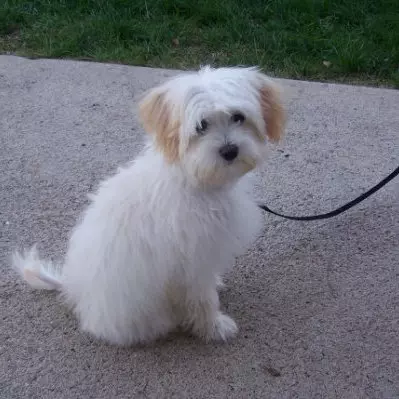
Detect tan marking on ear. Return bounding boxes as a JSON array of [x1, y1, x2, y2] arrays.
[[138, 88, 180, 162], [260, 84, 285, 142]]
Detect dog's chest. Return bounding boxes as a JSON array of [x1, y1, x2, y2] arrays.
[[162, 189, 254, 254]]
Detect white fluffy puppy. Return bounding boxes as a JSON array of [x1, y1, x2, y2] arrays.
[[12, 66, 285, 346]]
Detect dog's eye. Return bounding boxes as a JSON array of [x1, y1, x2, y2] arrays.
[[196, 119, 209, 134], [231, 113, 245, 124]]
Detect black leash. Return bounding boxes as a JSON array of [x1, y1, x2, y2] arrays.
[[258, 165, 399, 221]]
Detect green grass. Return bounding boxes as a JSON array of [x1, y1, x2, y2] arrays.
[[1, 0, 398, 86]]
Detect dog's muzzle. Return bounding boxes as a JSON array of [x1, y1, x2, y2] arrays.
[[219, 143, 239, 161]]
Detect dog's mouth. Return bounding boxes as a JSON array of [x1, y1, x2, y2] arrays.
[[237, 156, 257, 170], [219, 149, 256, 168]]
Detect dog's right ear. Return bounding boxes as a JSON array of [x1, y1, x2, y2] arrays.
[[138, 85, 181, 162], [258, 80, 285, 143]]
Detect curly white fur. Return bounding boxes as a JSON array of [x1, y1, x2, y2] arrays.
[[12, 66, 285, 345]]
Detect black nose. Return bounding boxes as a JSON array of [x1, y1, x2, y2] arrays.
[[219, 144, 239, 161]]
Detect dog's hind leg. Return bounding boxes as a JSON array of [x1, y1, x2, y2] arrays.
[[181, 280, 238, 342]]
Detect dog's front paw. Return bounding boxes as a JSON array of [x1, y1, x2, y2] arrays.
[[206, 312, 238, 342]]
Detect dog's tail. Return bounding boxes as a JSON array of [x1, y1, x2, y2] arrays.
[[12, 246, 63, 291]]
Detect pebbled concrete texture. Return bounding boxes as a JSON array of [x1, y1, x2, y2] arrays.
[[0, 55, 398, 399]]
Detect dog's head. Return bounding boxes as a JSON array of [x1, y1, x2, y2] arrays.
[[139, 66, 285, 188]]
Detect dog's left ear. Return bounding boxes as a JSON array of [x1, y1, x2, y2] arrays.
[[258, 78, 285, 142], [138, 84, 180, 162]]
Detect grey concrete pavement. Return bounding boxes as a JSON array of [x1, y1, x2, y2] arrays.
[[0, 55, 398, 399]]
